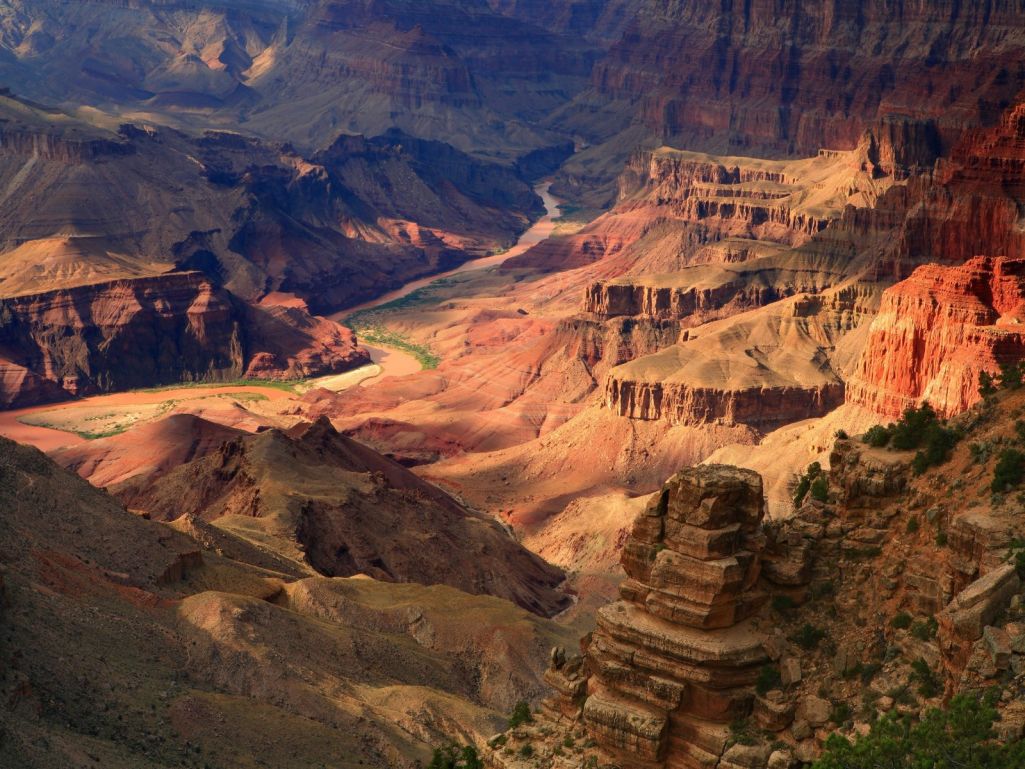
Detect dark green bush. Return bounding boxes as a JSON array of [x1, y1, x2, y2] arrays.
[[910, 658, 941, 698], [992, 448, 1025, 492], [792, 623, 828, 651], [830, 702, 853, 725], [508, 701, 533, 728], [890, 612, 912, 630], [813, 692, 1025, 769], [429, 744, 483, 769], [911, 618, 938, 641], [978, 370, 998, 397], [999, 361, 1025, 390], [810, 475, 829, 502], [863, 405, 959, 474], [793, 461, 825, 506], [755, 665, 783, 696], [863, 424, 892, 447]]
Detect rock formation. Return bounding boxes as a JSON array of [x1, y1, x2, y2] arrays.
[[56, 414, 571, 617], [847, 256, 1025, 419], [562, 0, 1025, 166], [0, 433, 576, 768], [0, 271, 370, 406], [580, 465, 769, 766], [491, 390, 1025, 767]]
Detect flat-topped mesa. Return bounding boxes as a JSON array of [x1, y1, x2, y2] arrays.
[[846, 256, 1025, 419], [580, 465, 769, 767]]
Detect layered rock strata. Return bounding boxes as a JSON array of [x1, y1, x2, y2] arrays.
[[580, 465, 769, 766], [578, 0, 1025, 156], [847, 256, 1025, 419], [0, 271, 369, 406]]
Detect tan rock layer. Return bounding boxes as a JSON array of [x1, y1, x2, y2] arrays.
[[605, 378, 846, 431]]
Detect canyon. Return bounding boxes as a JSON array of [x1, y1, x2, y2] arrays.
[[1, 2, 1025, 768]]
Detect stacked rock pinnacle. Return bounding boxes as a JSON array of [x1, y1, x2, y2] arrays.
[[580, 465, 769, 768]]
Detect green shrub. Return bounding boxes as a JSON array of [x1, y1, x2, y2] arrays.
[[810, 475, 829, 502], [911, 618, 938, 641], [992, 448, 1025, 492], [794, 461, 826, 506], [428, 744, 483, 769], [979, 370, 998, 397], [792, 623, 828, 651], [863, 424, 892, 447], [793, 475, 811, 506], [935, 530, 948, 547], [813, 692, 1025, 769], [830, 702, 853, 725], [771, 595, 796, 614], [519, 745, 533, 758], [910, 658, 941, 698], [890, 612, 913, 630], [508, 701, 533, 729], [999, 361, 1025, 390], [728, 718, 757, 747], [905, 516, 920, 534], [864, 405, 959, 473], [755, 665, 783, 696]]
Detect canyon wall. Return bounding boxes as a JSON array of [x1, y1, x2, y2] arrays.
[[605, 376, 846, 432], [579, 0, 1025, 156], [492, 400, 1025, 768], [0, 272, 368, 407], [847, 256, 1025, 419]]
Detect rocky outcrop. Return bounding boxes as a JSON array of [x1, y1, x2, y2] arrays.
[[0, 271, 369, 406], [99, 416, 571, 617], [583, 276, 786, 323], [846, 256, 1025, 419], [606, 377, 845, 432], [615, 148, 864, 246], [0, 428, 576, 768], [551, 466, 771, 767]]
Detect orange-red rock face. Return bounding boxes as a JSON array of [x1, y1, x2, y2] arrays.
[[847, 256, 1025, 419]]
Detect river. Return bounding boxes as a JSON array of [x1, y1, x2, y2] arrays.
[[0, 183, 562, 452]]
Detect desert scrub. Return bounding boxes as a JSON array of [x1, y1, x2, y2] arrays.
[[890, 612, 913, 630], [755, 665, 782, 696], [507, 700, 533, 728], [992, 448, 1025, 492], [793, 461, 827, 506], [911, 618, 938, 641], [910, 658, 941, 698], [792, 623, 828, 651], [861, 404, 960, 474]]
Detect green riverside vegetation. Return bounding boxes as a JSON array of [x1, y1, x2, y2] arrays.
[[342, 285, 444, 369]]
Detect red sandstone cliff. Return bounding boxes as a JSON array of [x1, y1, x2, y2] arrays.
[[847, 256, 1025, 419]]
